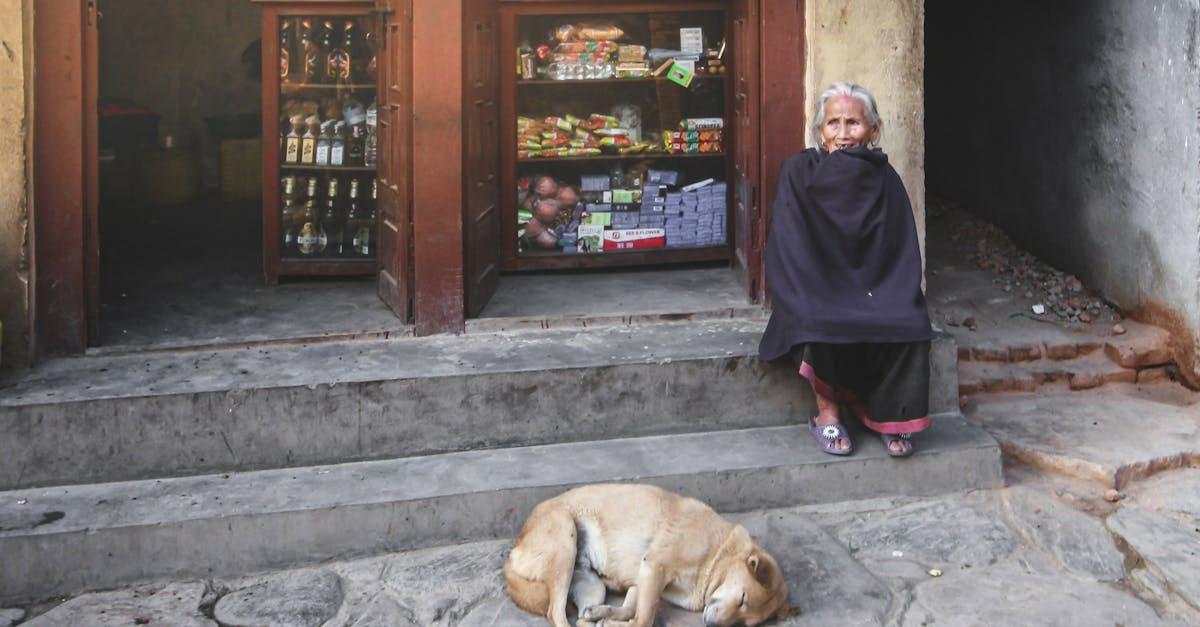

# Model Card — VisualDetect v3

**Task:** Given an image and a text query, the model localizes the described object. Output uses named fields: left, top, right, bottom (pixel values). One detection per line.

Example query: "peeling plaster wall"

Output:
left=927, top=0, right=1200, bottom=380
left=0, top=0, right=29, bottom=369
left=807, top=0, right=927, bottom=257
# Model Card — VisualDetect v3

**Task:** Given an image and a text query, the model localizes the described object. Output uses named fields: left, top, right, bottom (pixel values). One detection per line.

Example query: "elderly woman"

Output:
left=758, top=82, right=931, bottom=457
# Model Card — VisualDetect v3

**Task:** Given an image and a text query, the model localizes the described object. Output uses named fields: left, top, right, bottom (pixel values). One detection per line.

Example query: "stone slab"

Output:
left=0, top=415, right=1000, bottom=605
left=900, top=559, right=1174, bottom=627
left=214, top=569, right=343, bottom=627
left=1108, top=507, right=1200, bottom=611
left=21, top=583, right=213, bottom=627
left=1128, top=467, right=1200, bottom=518
left=1001, top=486, right=1126, bottom=581
left=965, top=384, right=1200, bottom=488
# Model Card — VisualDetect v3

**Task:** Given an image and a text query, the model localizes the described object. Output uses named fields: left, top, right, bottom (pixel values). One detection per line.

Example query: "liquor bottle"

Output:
left=300, top=19, right=322, bottom=84
left=315, top=120, right=332, bottom=166
left=279, top=19, right=294, bottom=83
left=319, top=20, right=338, bottom=82
left=295, top=197, right=323, bottom=256
left=284, top=115, right=303, bottom=164
left=347, top=124, right=365, bottom=166
left=330, top=121, right=346, bottom=166
left=300, top=115, right=319, bottom=165
left=363, top=99, right=378, bottom=167
left=320, top=177, right=345, bottom=256
left=280, top=175, right=300, bottom=252
left=326, top=21, right=354, bottom=83
left=364, top=24, right=379, bottom=82
left=346, top=178, right=373, bottom=256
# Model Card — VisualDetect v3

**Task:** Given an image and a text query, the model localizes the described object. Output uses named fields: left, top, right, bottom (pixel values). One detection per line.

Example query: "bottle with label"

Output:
left=280, top=175, right=300, bottom=252
left=346, top=178, right=374, bottom=256
left=347, top=125, right=365, bottom=166
left=295, top=197, right=323, bottom=256
left=300, top=115, right=320, bottom=165
left=319, top=20, right=338, bottom=82
left=320, top=177, right=345, bottom=256
left=279, top=19, right=294, bottom=83
left=315, top=120, right=332, bottom=166
left=330, top=121, right=346, bottom=166
left=284, top=115, right=303, bottom=164
left=364, top=99, right=378, bottom=167
left=299, top=19, right=322, bottom=84
left=327, top=21, right=354, bottom=83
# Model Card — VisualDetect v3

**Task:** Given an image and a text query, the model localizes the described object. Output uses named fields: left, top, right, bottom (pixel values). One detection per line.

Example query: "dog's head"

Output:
left=702, top=526, right=790, bottom=627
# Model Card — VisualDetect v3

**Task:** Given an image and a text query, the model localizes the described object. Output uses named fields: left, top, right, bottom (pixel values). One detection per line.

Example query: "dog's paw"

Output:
left=579, top=605, right=608, bottom=621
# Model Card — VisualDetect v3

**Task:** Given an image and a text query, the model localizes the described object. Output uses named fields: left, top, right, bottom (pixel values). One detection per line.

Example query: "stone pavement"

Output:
left=4, top=381, right=1199, bottom=626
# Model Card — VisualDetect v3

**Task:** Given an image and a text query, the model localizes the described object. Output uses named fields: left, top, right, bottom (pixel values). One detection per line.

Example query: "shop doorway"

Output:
left=90, top=0, right=406, bottom=352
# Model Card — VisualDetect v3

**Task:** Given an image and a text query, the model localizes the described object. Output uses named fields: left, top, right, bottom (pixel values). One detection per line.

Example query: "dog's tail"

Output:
left=503, top=555, right=551, bottom=616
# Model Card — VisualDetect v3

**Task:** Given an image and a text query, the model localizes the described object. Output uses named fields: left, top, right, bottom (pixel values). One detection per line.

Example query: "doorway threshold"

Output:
left=470, top=264, right=763, bottom=333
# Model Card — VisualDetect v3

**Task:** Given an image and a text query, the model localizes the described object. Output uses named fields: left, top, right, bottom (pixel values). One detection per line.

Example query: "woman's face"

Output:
left=820, top=95, right=878, bottom=152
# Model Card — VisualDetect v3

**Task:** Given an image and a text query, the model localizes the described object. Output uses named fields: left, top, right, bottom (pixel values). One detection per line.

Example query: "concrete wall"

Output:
left=0, top=0, right=29, bottom=370
left=98, top=0, right=261, bottom=186
left=927, top=0, right=1200, bottom=383
left=807, top=0, right=927, bottom=256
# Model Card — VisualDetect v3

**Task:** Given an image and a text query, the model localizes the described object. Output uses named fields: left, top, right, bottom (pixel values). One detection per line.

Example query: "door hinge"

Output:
left=86, top=0, right=101, bottom=26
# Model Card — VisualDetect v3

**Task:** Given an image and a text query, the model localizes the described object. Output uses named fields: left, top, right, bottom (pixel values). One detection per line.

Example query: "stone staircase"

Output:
left=955, top=320, right=1177, bottom=395
left=0, top=316, right=1000, bottom=605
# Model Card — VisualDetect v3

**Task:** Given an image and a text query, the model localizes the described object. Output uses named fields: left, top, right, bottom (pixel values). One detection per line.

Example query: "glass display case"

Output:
left=258, top=2, right=380, bottom=283
left=500, top=2, right=734, bottom=270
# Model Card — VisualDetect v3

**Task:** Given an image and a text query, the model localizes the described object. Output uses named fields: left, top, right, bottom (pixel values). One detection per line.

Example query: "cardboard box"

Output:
left=602, top=228, right=666, bottom=251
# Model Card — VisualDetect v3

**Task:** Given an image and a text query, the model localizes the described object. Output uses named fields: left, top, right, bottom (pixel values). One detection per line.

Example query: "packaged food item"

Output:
left=667, top=140, right=723, bottom=154
left=667, top=129, right=723, bottom=142
left=618, top=44, right=647, bottom=63
left=578, top=25, right=625, bottom=41
left=679, top=117, right=724, bottom=130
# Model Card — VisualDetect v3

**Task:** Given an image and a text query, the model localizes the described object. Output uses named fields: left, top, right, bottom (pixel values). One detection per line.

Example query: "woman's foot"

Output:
left=880, top=432, right=914, bottom=457
left=808, top=415, right=852, bottom=455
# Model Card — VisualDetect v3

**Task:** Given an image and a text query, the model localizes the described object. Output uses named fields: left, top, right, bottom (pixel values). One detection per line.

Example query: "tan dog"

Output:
left=504, top=483, right=789, bottom=627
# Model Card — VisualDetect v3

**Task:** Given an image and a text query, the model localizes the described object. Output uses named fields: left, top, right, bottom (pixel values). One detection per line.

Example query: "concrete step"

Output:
left=0, top=319, right=960, bottom=490
left=0, top=414, right=1001, bottom=605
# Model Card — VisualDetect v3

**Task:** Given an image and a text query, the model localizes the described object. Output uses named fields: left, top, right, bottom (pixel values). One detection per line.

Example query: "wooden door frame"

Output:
left=33, top=0, right=96, bottom=356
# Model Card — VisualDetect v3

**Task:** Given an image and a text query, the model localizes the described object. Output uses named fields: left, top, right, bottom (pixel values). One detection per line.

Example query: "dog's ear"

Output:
left=747, top=552, right=782, bottom=588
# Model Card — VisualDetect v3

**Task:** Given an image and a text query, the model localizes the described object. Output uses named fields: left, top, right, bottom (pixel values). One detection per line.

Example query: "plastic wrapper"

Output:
left=667, top=129, right=723, bottom=142
left=554, top=40, right=617, bottom=55
left=667, top=140, right=723, bottom=154
left=678, top=117, right=724, bottom=130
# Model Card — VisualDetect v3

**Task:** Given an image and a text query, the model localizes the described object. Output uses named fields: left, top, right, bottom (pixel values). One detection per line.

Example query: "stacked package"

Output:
left=517, top=114, right=653, bottom=160
left=666, top=118, right=724, bottom=154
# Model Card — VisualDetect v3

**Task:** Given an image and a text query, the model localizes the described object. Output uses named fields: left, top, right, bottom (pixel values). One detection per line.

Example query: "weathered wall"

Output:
left=807, top=0, right=926, bottom=256
left=927, top=0, right=1200, bottom=382
left=98, top=0, right=261, bottom=186
left=0, top=0, right=30, bottom=370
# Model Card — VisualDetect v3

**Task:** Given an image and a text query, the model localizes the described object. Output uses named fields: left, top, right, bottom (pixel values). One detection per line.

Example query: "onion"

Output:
left=534, top=175, right=559, bottom=199
left=534, top=198, right=560, bottom=223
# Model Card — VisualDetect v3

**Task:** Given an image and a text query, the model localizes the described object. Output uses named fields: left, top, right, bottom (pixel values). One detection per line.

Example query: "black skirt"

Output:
left=791, top=341, right=931, bottom=434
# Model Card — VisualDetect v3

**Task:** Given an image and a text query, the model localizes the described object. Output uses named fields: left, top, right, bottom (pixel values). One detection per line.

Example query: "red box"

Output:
left=602, top=228, right=666, bottom=250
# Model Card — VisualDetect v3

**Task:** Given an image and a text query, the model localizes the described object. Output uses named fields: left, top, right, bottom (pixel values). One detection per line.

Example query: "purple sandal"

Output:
left=880, top=432, right=914, bottom=457
left=808, top=416, right=853, bottom=456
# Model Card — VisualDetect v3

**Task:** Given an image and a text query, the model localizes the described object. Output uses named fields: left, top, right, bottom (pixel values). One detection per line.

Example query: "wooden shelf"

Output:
left=281, top=83, right=376, bottom=92
left=280, top=164, right=376, bottom=172
left=518, top=152, right=724, bottom=164
left=505, top=244, right=730, bottom=271
left=516, top=75, right=724, bottom=86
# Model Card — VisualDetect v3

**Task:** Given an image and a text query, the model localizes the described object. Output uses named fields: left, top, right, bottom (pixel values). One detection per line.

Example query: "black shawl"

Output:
left=759, top=146, right=931, bottom=362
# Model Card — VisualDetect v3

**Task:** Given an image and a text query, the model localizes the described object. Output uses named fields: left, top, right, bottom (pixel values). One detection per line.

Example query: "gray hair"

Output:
left=812, top=82, right=882, bottom=147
